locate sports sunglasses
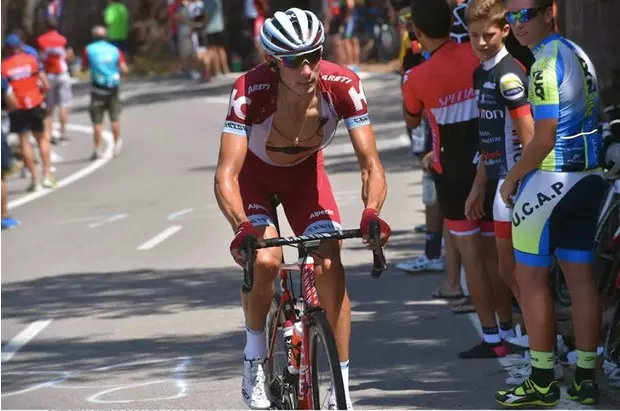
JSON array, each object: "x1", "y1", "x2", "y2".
[
  {"x1": 506, "y1": 6, "x2": 546, "y2": 24},
  {"x1": 276, "y1": 47, "x2": 323, "y2": 69}
]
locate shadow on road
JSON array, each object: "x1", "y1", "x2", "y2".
[
  {"x1": 70, "y1": 81, "x2": 234, "y2": 114},
  {"x1": 2, "y1": 253, "x2": 511, "y2": 409}
]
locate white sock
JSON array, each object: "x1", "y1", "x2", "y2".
[
  {"x1": 341, "y1": 360, "x2": 351, "y2": 404},
  {"x1": 483, "y1": 331, "x2": 501, "y2": 344},
  {"x1": 499, "y1": 327, "x2": 514, "y2": 340},
  {"x1": 244, "y1": 327, "x2": 267, "y2": 359}
]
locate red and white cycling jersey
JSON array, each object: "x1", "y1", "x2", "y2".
[
  {"x1": 222, "y1": 60, "x2": 371, "y2": 167},
  {"x1": 37, "y1": 30, "x2": 69, "y2": 75}
]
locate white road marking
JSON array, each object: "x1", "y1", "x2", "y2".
[
  {"x1": 88, "y1": 213, "x2": 127, "y2": 228},
  {"x1": 1, "y1": 320, "x2": 53, "y2": 363},
  {"x1": 55, "y1": 214, "x2": 109, "y2": 224},
  {"x1": 137, "y1": 225, "x2": 183, "y2": 251},
  {"x1": 8, "y1": 123, "x2": 114, "y2": 210},
  {"x1": 167, "y1": 207, "x2": 196, "y2": 221}
]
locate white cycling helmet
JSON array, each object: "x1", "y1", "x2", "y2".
[{"x1": 260, "y1": 8, "x2": 325, "y2": 56}]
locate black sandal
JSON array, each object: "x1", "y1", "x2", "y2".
[
  {"x1": 451, "y1": 296, "x2": 476, "y2": 314},
  {"x1": 431, "y1": 286, "x2": 465, "y2": 300}
]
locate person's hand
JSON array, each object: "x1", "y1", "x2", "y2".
[
  {"x1": 360, "y1": 208, "x2": 391, "y2": 248},
  {"x1": 464, "y1": 184, "x2": 486, "y2": 220},
  {"x1": 230, "y1": 221, "x2": 260, "y2": 266},
  {"x1": 420, "y1": 151, "x2": 434, "y2": 172},
  {"x1": 499, "y1": 177, "x2": 518, "y2": 208}
]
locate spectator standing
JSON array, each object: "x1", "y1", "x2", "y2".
[
  {"x1": 104, "y1": 0, "x2": 130, "y2": 57},
  {"x1": 81, "y1": 26, "x2": 128, "y2": 159},
  {"x1": 37, "y1": 18, "x2": 74, "y2": 145},
  {"x1": 45, "y1": 0, "x2": 63, "y2": 31},
  {"x1": 167, "y1": 0, "x2": 184, "y2": 76},
  {"x1": 2, "y1": 76, "x2": 21, "y2": 230},
  {"x1": 1, "y1": 35, "x2": 55, "y2": 192},
  {"x1": 204, "y1": 0, "x2": 230, "y2": 76}
]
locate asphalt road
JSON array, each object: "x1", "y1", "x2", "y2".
[{"x1": 1, "y1": 72, "x2": 610, "y2": 409}]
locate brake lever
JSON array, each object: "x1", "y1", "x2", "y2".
[
  {"x1": 241, "y1": 236, "x2": 257, "y2": 294},
  {"x1": 369, "y1": 220, "x2": 388, "y2": 278}
]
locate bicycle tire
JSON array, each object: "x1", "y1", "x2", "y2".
[
  {"x1": 266, "y1": 295, "x2": 297, "y2": 409},
  {"x1": 595, "y1": 199, "x2": 620, "y2": 297},
  {"x1": 603, "y1": 297, "x2": 620, "y2": 362},
  {"x1": 308, "y1": 309, "x2": 346, "y2": 410}
]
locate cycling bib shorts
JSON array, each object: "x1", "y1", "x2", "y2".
[{"x1": 512, "y1": 169, "x2": 605, "y2": 267}]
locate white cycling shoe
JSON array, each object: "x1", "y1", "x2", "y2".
[{"x1": 242, "y1": 357, "x2": 272, "y2": 409}]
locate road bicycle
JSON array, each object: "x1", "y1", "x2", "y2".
[
  {"x1": 241, "y1": 198, "x2": 387, "y2": 410},
  {"x1": 602, "y1": 256, "x2": 620, "y2": 387},
  {"x1": 551, "y1": 105, "x2": 620, "y2": 307}
]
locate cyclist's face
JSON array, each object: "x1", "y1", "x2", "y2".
[
  {"x1": 278, "y1": 55, "x2": 321, "y2": 96},
  {"x1": 506, "y1": 0, "x2": 553, "y2": 47},
  {"x1": 468, "y1": 19, "x2": 509, "y2": 62}
]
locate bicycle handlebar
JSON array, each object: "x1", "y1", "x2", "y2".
[{"x1": 241, "y1": 221, "x2": 387, "y2": 294}]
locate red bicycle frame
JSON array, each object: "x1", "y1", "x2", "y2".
[
  {"x1": 242, "y1": 226, "x2": 387, "y2": 410},
  {"x1": 268, "y1": 253, "x2": 321, "y2": 410}
]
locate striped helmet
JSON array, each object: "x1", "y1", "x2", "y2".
[{"x1": 260, "y1": 8, "x2": 325, "y2": 57}]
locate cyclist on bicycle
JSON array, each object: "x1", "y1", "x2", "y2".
[
  {"x1": 214, "y1": 7, "x2": 391, "y2": 409},
  {"x1": 495, "y1": 0, "x2": 605, "y2": 406}
]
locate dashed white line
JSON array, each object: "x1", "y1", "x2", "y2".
[
  {"x1": 88, "y1": 213, "x2": 128, "y2": 228},
  {"x1": 167, "y1": 207, "x2": 196, "y2": 221},
  {"x1": 137, "y1": 225, "x2": 183, "y2": 251},
  {"x1": 1, "y1": 320, "x2": 53, "y2": 363},
  {"x1": 8, "y1": 123, "x2": 114, "y2": 210}
]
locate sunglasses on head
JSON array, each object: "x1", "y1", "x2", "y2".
[
  {"x1": 506, "y1": 6, "x2": 546, "y2": 24},
  {"x1": 276, "y1": 47, "x2": 323, "y2": 69}
]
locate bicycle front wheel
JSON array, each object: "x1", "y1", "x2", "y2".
[
  {"x1": 266, "y1": 294, "x2": 298, "y2": 409},
  {"x1": 308, "y1": 310, "x2": 346, "y2": 410}
]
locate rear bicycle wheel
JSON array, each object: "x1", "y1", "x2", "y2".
[
  {"x1": 266, "y1": 295, "x2": 298, "y2": 409},
  {"x1": 595, "y1": 199, "x2": 620, "y2": 298},
  {"x1": 603, "y1": 297, "x2": 620, "y2": 362},
  {"x1": 308, "y1": 310, "x2": 346, "y2": 410}
]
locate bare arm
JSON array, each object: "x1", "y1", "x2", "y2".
[
  {"x1": 119, "y1": 61, "x2": 129, "y2": 76},
  {"x1": 403, "y1": 106, "x2": 422, "y2": 128},
  {"x1": 349, "y1": 124, "x2": 388, "y2": 212},
  {"x1": 4, "y1": 86, "x2": 18, "y2": 111},
  {"x1": 473, "y1": 154, "x2": 488, "y2": 187},
  {"x1": 513, "y1": 113, "x2": 535, "y2": 149},
  {"x1": 66, "y1": 47, "x2": 75, "y2": 63},
  {"x1": 214, "y1": 132, "x2": 250, "y2": 231},
  {"x1": 505, "y1": 118, "x2": 557, "y2": 183},
  {"x1": 38, "y1": 71, "x2": 50, "y2": 93}
]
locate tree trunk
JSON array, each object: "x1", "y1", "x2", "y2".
[{"x1": 560, "y1": 0, "x2": 620, "y2": 105}]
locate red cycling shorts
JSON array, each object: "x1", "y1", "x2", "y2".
[{"x1": 239, "y1": 150, "x2": 342, "y2": 236}]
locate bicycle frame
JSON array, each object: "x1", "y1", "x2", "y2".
[{"x1": 246, "y1": 226, "x2": 387, "y2": 410}]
